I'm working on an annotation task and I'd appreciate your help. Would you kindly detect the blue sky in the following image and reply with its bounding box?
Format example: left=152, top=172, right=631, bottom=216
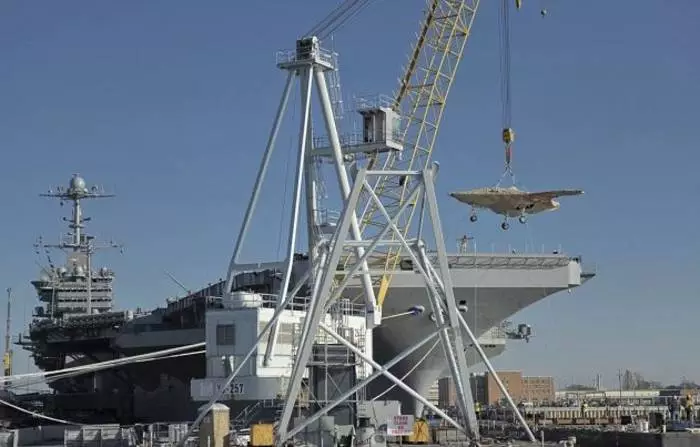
left=1, top=1, right=698, bottom=390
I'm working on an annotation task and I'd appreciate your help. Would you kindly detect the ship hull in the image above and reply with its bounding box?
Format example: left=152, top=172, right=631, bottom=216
left=28, top=254, right=584, bottom=424
left=358, top=254, right=583, bottom=415
left=127, top=338, right=506, bottom=423
left=128, top=256, right=580, bottom=421
left=368, top=285, right=555, bottom=415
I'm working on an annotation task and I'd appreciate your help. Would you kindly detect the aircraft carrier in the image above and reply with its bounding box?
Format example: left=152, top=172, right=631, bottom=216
left=10, top=174, right=595, bottom=425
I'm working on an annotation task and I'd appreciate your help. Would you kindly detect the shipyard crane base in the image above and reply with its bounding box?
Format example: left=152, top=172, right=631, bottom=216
left=275, top=165, right=484, bottom=445
left=182, top=35, right=489, bottom=447
left=183, top=34, right=538, bottom=447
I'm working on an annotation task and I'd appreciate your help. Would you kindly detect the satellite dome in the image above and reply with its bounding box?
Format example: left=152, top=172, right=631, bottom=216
left=58, top=267, right=68, bottom=276
left=69, top=174, right=87, bottom=193
left=74, top=265, right=85, bottom=277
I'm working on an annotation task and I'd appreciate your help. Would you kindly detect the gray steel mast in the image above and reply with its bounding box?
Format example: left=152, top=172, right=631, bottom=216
left=40, top=174, right=121, bottom=316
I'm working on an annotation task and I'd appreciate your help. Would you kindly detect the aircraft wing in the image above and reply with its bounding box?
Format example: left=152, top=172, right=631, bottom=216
left=449, top=190, right=504, bottom=207
left=526, top=189, right=584, bottom=202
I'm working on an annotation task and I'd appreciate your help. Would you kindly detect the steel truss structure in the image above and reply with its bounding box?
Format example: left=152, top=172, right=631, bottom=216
left=224, top=35, right=483, bottom=445
left=181, top=35, right=537, bottom=447
left=357, top=0, right=480, bottom=307
left=276, top=162, right=485, bottom=445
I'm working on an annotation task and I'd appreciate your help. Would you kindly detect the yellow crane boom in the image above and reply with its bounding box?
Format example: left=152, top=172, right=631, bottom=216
left=356, top=0, right=480, bottom=305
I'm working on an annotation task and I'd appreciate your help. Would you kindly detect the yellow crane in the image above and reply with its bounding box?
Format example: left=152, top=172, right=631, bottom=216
left=354, top=0, right=481, bottom=305
left=353, top=0, right=527, bottom=306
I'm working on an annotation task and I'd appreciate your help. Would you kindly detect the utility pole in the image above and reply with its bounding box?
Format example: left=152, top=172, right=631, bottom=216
left=618, top=369, right=623, bottom=404
left=3, top=288, right=12, bottom=386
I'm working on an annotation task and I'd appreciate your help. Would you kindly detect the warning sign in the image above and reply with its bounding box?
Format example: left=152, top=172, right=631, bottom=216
left=387, top=414, right=414, bottom=436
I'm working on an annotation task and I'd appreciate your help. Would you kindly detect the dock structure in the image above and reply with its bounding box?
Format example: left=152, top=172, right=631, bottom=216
left=486, top=405, right=672, bottom=421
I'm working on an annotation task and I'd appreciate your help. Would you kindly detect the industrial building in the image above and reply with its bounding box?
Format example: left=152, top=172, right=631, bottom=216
left=438, top=371, right=555, bottom=407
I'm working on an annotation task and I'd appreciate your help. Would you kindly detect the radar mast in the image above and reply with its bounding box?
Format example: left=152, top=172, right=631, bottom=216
left=36, top=174, right=121, bottom=317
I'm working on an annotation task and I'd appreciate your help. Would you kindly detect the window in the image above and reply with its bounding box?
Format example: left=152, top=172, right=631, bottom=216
left=216, top=324, right=235, bottom=346
left=222, top=355, right=236, bottom=375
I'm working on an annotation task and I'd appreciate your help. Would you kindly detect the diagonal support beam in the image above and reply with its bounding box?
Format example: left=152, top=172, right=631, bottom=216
left=176, top=249, right=330, bottom=447
left=416, top=244, right=538, bottom=443
left=276, top=166, right=482, bottom=445
left=286, top=327, right=450, bottom=440
left=422, top=166, right=479, bottom=434
left=276, top=167, right=369, bottom=444
left=224, top=71, right=295, bottom=294
left=321, top=181, right=424, bottom=313
left=359, top=167, right=478, bottom=439
left=314, top=67, right=378, bottom=315
left=264, top=65, right=315, bottom=366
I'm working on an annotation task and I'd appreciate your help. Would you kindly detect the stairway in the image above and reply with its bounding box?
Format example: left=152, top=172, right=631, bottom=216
left=231, top=399, right=287, bottom=430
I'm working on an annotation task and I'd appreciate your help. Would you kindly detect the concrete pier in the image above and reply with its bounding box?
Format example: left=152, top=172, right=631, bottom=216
left=431, top=424, right=700, bottom=447
left=484, top=405, right=674, bottom=426
left=529, top=405, right=669, bottom=419
left=541, top=428, right=700, bottom=447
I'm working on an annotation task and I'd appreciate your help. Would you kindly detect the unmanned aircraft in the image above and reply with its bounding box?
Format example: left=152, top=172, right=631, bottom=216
left=449, top=185, right=584, bottom=230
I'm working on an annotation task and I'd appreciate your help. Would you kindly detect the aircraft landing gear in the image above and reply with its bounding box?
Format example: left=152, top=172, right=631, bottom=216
left=469, top=214, right=478, bottom=223
left=518, top=215, right=528, bottom=224
left=501, top=221, right=510, bottom=231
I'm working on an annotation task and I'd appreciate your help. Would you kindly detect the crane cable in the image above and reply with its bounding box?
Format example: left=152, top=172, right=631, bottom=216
left=5, top=350, right=205, bottom=390
left=497, top=0, right=516, bottom=187
left=0, top=395, right=78, bottom=425
left=304, top=0, right=374, bottom=41
left=0, top=342, right=204, bottom=384
left=0, top=346, right=204, bottom=426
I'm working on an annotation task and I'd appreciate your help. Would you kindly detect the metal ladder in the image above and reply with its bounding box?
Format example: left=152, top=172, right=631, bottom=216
left=327, top=52, right=344, bottom=121
left=230, top=400, right=263, bottom=430
left=353, top=327, right=367, bottom=401
left=290, top=322, right=303, bottom=365
left=231, top=399, right=285, bottom=430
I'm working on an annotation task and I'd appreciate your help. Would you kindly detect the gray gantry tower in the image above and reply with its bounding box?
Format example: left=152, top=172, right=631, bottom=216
left=183, top=36, right=500, bottom=446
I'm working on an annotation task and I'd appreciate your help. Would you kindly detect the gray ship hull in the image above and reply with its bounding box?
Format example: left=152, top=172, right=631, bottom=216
left=356, top=253, right=585, bottom=415
left=26, top=251, right=587, bottom=424
left=130, top=253, right=584, bottom=421
left=23, top=176, right=592, bottom=424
